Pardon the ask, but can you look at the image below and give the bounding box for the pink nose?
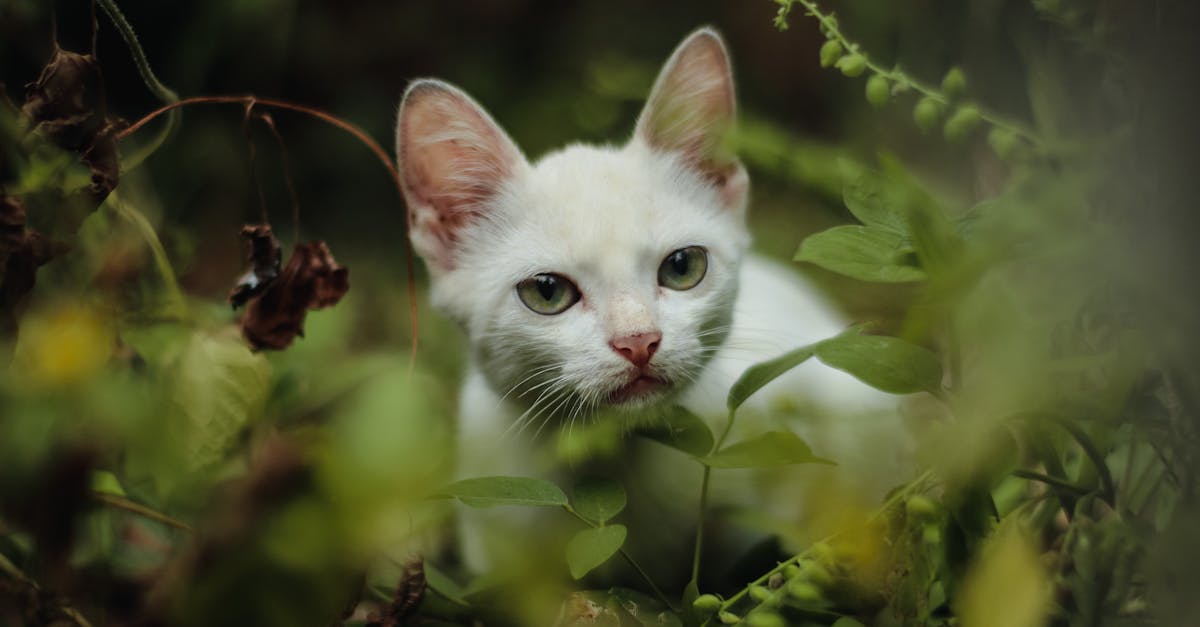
[610,332,662,368]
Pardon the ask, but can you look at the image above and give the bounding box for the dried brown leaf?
[238,240,349,351]
[228,224,283,308]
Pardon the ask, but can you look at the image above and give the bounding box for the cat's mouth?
[608,374,668,405]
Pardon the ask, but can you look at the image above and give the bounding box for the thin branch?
[92,492,194,533]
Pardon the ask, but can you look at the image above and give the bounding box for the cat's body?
[396,28,909,586]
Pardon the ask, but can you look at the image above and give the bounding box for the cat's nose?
[609,332,662,368]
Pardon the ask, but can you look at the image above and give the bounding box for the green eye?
[658,246,708,291]
[516,273,581,315]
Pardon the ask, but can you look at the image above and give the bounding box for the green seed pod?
[783,564,802,580]
[922,524,942,546]
[693,594,722,615]
[749,584,771,603]
[914,97,941,133]
[944,105,981,142]
[803,561,834,587]
[942,67,967,99]
[905,495,938,520]
[746,611,786,627]
[865,75,890,108]
[787,579,822,603]
[988,128,1020,159]
[820,40,844,68]
[837,54,867,77]
[719,611,741,625]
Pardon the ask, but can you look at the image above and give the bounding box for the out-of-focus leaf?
[702,431,833,468]
[636,405,713,456]
[957,523,1049,627]
[438,476,568,508]
[795,225,925,283]
[170,331,272,471]
[572,477,627,524]
[565,524,626,580]
[727,344,815,411]
[844,169,908,234]
[814,333,943,395]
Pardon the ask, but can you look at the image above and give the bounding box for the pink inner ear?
[637,31,737,180]
[398,82,524,271]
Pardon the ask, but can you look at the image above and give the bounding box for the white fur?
[396,28,910,575]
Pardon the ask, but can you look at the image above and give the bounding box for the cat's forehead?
[514,144,731,249]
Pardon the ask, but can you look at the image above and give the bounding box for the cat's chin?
[607,375,670,407]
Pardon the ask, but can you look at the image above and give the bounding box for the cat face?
[397,28,749,424]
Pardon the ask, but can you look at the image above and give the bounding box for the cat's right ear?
[396,79,527,273]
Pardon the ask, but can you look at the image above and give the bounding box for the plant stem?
[791,0,1043,146]
[690,408,739,588]
[1012,469,1091,497]
[109,193,188,318]
[1053,418,1117,505]
[0,552,96,627]
[96,0,179,169]
[92,492,194,533]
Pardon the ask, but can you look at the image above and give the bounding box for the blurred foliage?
[2,0,1199,626]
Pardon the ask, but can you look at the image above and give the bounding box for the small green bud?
[942,67,967,99]
[819,40,843,68]
[787,579,822,603]
[944,105,981,142]
[693,594,722,615]
[719,610,741,625]
[914,97,941,133]
[746,611,786,627]
[922,525,942,546]
[865,75,890,108]
[988,127,1020,159]
[905,495,938,520]
[749,584,771,602]
[783,564,802,580]
[837,54,867,77]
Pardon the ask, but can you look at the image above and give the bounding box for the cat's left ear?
[635,27,747,211]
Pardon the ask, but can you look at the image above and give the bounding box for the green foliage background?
[2,0,1199,625]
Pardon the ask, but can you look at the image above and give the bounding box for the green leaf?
[702,431,834,468]
[438,476,568,508]
[423,560,467,605]
[795,225,925,283]
[565,525,627,579]
[814,334,943,395]
[843,170,908,234]
[572,477,627,524]
[637,406,714,457]
[171,332,272,471]
[727,345,816,411]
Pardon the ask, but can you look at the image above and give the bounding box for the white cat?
[395,28,907,581]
